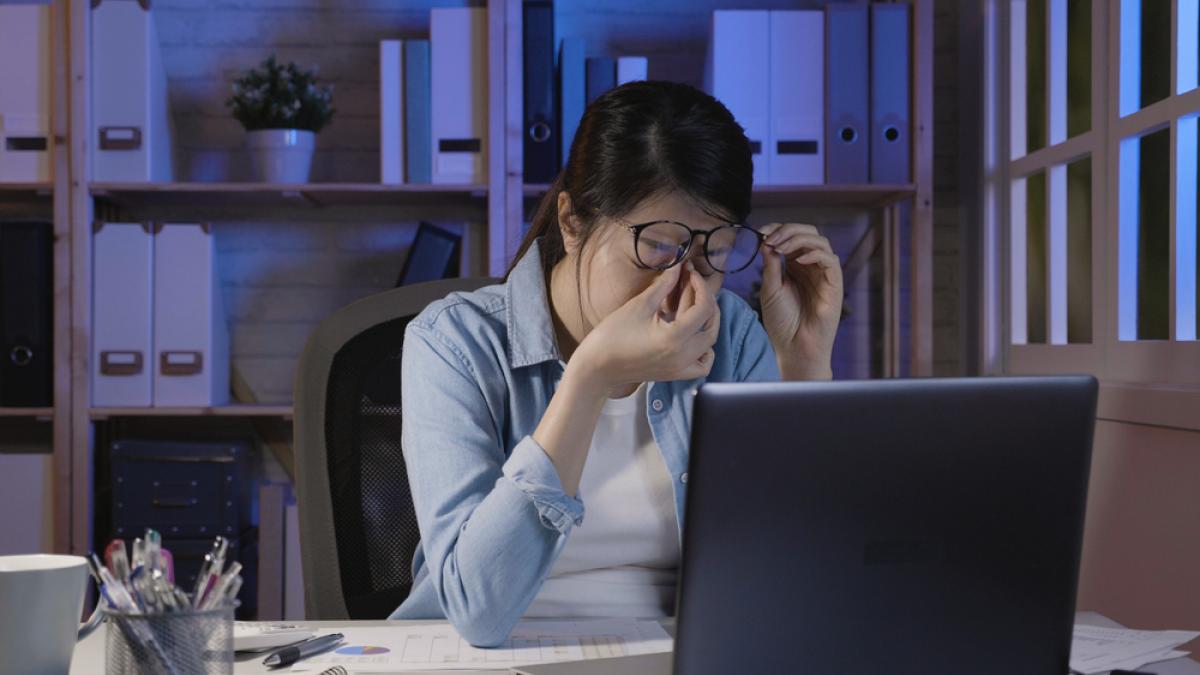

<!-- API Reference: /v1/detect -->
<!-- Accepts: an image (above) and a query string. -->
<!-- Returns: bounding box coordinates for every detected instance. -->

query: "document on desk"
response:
[1071,624,1198,674]
[290,619,673,672]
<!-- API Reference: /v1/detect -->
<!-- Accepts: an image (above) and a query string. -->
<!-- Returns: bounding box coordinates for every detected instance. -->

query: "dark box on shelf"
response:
[110,439,252,538]
[109,438,259,617]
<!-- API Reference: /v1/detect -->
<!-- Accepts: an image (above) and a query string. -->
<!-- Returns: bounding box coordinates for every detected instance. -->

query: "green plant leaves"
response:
[226,55,335,133]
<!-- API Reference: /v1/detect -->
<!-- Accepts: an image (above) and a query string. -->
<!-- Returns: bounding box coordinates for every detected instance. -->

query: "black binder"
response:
[0,222,53,407]
[586,56,616,106]
[523,0,558,182]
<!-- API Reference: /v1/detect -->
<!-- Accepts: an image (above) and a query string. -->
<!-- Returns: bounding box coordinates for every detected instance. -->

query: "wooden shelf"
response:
[0,407,54,419]
[0,182,53,205]
[522,183,915,209]
[90,404,293,420]
[89,182,488,209]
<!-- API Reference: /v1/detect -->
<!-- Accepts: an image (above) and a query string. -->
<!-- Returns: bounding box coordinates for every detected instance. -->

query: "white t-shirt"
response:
[524,383,681,618]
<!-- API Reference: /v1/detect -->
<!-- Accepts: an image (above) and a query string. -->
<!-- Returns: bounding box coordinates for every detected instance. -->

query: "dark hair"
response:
[508,80,753,278]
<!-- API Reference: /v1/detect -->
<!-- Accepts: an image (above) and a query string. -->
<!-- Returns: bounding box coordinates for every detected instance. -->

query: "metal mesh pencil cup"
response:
[104,604,235,675]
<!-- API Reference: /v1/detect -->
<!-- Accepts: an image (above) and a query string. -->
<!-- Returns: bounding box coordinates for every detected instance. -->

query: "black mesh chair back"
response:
[293,278,496,619]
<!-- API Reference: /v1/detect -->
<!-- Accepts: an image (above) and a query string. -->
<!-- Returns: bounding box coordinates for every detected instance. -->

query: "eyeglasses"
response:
[622,220,764,274]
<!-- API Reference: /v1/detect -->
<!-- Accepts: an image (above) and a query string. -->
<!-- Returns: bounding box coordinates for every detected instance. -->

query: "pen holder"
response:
[104,604,235,675]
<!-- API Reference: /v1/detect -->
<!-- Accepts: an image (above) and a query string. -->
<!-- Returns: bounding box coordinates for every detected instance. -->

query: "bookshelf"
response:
[31,0,935,562]
[90,182,489,210]
[523,183,919,210]
[0,182,53,195]
[89,405,293,420]
[0,407,55,419]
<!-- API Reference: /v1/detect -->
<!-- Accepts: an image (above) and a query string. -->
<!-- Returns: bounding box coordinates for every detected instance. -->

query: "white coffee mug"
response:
[0,554,103,674]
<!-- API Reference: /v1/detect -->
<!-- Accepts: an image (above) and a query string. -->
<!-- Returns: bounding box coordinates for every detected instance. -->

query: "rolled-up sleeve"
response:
[400,320,578,646]
[502,436,584,533]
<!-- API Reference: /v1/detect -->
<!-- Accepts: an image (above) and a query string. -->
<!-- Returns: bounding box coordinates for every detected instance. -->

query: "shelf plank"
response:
[521,183,915,209]
[0,407,54,419]
[0,182,52,192]
[89,182,488,209]
[90,404,293,419]
[0,182,53,206]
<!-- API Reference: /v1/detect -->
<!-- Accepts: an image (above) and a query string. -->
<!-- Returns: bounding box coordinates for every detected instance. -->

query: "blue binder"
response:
[405,40,432,184]
[827,4,869,184]
[870,3,911,184]
[523,0,557,182]
[559,37,585,168]
[586,57,615,106]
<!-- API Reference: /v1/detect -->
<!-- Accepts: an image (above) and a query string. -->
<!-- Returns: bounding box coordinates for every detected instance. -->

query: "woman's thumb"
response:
[639,264,682,309]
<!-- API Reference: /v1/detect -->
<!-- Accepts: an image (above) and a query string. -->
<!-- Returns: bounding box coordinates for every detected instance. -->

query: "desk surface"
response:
[70,612,1198,675]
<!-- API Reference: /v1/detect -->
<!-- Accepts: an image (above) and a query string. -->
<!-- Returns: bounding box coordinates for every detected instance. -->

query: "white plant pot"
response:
[246,129,316,183]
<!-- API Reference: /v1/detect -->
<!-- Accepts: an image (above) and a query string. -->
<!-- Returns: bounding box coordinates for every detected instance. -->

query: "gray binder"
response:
[870,3,911,183]
[826,4,869,184]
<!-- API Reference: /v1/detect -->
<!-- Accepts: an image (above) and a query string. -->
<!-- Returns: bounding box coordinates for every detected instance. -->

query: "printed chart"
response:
[291,619,673,672]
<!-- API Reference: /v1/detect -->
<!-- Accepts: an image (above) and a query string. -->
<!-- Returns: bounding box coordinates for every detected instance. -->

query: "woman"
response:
[389,80,843,646]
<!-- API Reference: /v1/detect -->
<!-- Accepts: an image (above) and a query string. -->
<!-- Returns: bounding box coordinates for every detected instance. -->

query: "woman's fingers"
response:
[679,262,698,313]
[791,250,843,285]
[771,232,834,257]
[762,222,818,244]
[676,270,717,334]
[640,260,684,316]
[676,348,716,381]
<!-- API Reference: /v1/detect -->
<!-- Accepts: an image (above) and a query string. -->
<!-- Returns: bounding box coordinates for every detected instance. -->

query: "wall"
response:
[1078,420,1200,634]
[151,0,958,393]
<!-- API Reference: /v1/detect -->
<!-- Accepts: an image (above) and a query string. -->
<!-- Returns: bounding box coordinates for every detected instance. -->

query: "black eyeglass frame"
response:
[622,220,765,274]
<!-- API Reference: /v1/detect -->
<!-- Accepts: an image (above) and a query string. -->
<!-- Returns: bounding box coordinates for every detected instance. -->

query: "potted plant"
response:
[227,56,334,183]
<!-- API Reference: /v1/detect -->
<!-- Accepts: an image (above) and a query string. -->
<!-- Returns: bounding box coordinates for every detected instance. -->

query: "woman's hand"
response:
[757,222,843,380]
[571,260,719,395]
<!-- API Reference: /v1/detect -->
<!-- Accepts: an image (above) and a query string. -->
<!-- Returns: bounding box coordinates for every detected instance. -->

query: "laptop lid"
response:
[674,376,1097,674]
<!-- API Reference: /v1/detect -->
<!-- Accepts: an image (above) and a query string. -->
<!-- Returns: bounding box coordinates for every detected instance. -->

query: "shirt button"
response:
[680,472,689,484]
[651,399,664,412]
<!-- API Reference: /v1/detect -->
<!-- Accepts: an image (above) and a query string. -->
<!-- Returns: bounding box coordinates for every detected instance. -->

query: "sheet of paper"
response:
[291,619,673,672]
[1071,624,1199,674]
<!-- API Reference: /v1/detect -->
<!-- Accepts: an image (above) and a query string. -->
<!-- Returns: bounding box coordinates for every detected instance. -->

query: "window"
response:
[986,0,1200,382]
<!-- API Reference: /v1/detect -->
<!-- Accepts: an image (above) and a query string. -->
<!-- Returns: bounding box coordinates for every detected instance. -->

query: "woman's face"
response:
[560,191,729,330]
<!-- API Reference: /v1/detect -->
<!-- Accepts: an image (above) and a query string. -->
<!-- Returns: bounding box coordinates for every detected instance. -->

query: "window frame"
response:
[983,0,1200,384]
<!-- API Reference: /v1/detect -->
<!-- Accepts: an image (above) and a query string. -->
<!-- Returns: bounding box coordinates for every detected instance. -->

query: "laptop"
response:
[513,376,1097,675]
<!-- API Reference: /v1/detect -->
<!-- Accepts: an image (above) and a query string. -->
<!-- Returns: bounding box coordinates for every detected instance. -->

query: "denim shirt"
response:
[389,239,780,645]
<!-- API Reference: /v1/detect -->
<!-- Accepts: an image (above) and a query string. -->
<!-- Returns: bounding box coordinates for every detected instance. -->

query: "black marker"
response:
[262,632,344,668]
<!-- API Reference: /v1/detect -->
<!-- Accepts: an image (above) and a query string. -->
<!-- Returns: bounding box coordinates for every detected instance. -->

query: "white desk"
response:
[70,613,1198,674]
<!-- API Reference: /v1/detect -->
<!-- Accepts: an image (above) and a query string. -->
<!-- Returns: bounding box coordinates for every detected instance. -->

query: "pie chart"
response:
[336,645,391,655]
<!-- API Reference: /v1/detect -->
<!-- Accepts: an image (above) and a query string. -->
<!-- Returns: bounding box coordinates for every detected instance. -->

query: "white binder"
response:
[0,3,52,183]
[430,8,488,184]
[769,10,824,185]
[153,223,229,407]
[617,56,649,84]
[92,0,175,182]
[92,222,154,407]
[707,11,770,186]
[380,39,405,185]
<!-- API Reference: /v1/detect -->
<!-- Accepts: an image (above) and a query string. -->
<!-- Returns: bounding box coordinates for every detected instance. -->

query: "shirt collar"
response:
[505,238,564,368]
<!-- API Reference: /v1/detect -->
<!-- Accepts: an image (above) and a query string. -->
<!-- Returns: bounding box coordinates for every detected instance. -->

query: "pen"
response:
[262,633,344,668]
[200,561,242,610]
[192,552,214,607]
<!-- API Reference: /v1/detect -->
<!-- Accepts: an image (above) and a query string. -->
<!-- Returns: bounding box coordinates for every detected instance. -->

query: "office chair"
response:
[293,277,497,619]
